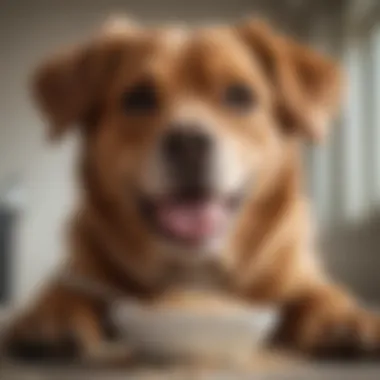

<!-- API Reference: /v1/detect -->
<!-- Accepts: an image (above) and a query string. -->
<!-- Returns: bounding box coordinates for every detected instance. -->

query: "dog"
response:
[4,15,380,362]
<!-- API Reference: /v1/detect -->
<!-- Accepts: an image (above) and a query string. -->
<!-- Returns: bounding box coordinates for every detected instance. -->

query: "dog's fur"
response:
[5,17,380,361]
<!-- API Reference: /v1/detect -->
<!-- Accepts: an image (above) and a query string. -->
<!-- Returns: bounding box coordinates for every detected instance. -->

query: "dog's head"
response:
[33,17,342,256]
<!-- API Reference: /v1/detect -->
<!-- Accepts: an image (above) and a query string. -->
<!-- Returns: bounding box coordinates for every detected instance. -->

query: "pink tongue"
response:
[157,201,226,241]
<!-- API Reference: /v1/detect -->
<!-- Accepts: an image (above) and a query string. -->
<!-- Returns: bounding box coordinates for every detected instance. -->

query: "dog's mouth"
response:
[139,192,242,246]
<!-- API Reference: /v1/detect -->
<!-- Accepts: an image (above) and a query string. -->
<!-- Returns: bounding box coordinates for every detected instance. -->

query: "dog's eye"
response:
[224,83,255,111]
[122,81,159,113]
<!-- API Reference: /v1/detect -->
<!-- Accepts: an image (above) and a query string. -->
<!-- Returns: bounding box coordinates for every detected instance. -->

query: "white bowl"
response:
[111,292,279,365]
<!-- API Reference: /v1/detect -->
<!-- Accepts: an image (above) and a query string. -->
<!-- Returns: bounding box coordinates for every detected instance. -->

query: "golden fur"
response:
[5,17,380,361]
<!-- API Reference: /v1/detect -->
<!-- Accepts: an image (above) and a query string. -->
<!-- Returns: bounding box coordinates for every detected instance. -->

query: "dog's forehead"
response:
[156,26,244,54]
[157,26,190,52]
[143,25,257,74]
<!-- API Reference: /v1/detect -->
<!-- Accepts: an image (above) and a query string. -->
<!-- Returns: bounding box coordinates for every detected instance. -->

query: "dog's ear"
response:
[32,17,139,141]
[237,19,343,143]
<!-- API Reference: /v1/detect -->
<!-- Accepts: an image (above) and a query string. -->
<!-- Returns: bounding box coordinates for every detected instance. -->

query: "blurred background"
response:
[0,0,380,307]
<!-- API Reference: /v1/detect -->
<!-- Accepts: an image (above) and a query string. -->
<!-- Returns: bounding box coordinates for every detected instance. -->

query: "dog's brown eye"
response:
[122,81,159,113]
[224,83,255,111]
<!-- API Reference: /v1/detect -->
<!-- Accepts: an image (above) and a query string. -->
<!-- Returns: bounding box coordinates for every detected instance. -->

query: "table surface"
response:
[2,361,380,380]
[2,310,380,379]
[2,345,380,380]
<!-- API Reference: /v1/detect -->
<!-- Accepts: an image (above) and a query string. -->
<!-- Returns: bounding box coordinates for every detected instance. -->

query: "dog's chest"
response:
[163,259,230,294]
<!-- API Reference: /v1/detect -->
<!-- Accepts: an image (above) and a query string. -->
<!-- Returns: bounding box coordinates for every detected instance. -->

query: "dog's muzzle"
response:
[161,125,213,198]
[139,124,245,247]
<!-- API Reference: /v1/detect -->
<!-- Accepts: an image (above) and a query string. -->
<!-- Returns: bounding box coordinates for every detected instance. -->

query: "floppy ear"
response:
[237,19,343,143]
[32,17,139,141]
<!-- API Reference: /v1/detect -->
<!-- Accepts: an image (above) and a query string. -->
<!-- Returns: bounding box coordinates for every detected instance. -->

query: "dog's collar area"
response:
[56,269,171,304]
[56,272,129,304]
[56,257,233,305]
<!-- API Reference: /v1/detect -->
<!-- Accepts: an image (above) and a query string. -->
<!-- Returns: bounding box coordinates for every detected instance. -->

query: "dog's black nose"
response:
[162,127,213,194]
[163,128,212,162]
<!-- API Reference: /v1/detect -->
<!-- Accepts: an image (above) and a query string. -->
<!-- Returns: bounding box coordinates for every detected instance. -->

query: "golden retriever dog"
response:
[4,16,380,362]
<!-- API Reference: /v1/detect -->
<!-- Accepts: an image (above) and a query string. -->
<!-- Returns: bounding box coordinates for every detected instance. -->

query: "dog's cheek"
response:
[239,119,284,192]
[87,127,127,200]
[138,145,171,198]
[213,111,277,194]
[212,135,256,195]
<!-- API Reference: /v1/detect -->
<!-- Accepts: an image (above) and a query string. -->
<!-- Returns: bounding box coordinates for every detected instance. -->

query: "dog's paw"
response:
[1,289,117,363]
[275,295,380,360]
[3,314,80,362]
[297,310,380,360]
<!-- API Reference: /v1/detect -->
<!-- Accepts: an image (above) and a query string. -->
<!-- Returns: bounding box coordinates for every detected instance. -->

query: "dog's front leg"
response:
[2,279,120,362]
[273,282,380,359]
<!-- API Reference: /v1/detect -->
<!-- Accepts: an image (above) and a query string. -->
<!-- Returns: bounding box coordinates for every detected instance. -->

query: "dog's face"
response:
[33,18,342,256]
